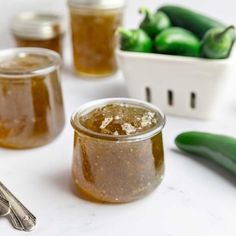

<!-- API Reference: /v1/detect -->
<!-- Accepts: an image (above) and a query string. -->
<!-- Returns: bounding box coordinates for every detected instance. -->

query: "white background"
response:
[0,0,236,236]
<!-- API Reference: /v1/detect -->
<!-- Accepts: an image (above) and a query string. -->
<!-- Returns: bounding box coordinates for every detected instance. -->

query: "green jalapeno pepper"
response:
[154,27,200,57]
[118,28,153,53]
[139,8,171,39]
[201,25,235,59]
[158,5,225,39]
[175,131,236,175]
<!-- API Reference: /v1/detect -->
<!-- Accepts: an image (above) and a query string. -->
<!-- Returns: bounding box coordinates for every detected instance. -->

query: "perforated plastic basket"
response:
[117,48,236,119]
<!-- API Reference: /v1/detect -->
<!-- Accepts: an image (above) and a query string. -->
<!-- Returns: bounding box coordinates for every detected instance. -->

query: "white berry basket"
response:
[117,47,236,119]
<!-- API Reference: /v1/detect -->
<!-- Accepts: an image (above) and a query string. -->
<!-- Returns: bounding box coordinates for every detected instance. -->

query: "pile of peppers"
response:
[118,5,236,175]
[118,5,236,59]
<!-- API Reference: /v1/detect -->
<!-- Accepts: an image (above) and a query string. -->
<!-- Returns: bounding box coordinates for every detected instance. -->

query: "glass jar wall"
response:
[71,98,165,203]
[0,48,65,149]
[68,0,124,77]
[11,12,64,56]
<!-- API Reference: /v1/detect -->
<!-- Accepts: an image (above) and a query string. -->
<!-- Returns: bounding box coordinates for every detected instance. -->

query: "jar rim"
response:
[11,12,64,40]
[67,0,126,10]
[71,98,166,142]
[0,47,61,78]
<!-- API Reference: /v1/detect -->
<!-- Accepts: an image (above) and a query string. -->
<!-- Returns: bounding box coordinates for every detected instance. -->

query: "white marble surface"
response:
[0,0,236,235]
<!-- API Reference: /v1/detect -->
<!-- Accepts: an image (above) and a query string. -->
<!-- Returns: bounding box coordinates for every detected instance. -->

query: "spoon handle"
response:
[0,196,10,216]
[7,208,25,231]
[0,182,36,232]
[0,191,24,230]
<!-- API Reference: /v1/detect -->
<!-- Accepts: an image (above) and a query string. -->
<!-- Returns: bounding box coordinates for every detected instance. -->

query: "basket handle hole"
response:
[167,90,174,106]
[190,92,196,109]
[145,87,151,102]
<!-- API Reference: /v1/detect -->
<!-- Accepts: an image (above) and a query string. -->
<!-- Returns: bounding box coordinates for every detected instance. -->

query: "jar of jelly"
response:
[0,48,65,149]
[71,98,165,203]
[11,12,64,56]
[68,0,125,78]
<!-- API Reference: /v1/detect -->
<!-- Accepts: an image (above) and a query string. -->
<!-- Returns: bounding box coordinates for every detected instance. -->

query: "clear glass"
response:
[14,35,64,57]
[69,7,123,78]
[0,48,65,149]
[71,98,165,203]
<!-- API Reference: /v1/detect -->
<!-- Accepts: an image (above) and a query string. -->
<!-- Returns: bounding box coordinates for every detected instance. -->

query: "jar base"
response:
[73,69,117,79]
[0,123,65,150]
[72,180,139,204]
[72,173,164,204]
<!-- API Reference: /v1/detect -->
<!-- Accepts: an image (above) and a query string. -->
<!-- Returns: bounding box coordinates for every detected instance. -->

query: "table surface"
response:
[0,0,236,235]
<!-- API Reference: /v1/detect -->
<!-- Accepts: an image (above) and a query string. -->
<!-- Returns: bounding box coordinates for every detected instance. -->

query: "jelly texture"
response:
[0,53,65,148]
[70,8,122,77]
[72,103,164,203]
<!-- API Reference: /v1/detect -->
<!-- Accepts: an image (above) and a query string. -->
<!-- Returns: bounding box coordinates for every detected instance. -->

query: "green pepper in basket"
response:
[154,27,200,57]
[139,7,171,39]
[158,5,225,39]
[175,131,236,175]
[201,25,235,59]
[118,28,152,53]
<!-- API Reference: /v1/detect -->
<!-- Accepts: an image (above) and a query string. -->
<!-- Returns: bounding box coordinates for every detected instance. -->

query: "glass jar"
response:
[11,12,64,56]
[71,98,165,203]
[0,48,65,149]
[68,0,125,78]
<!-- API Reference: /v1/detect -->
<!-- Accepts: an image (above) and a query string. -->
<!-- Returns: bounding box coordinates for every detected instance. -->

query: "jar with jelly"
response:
[68,0,125,77]
[11,12,64,56]
[71,98,165,203]
[0,48,65,149]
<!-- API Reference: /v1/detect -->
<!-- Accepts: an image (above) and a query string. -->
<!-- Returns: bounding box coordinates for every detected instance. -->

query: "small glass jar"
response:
[0,48,65,149]
[68,0,125,78]
[11,12,64,56]
[71,98,165,203]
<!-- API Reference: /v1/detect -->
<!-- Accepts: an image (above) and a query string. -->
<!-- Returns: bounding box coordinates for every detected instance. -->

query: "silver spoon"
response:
[0,196,10,216]
[0,182,36,231]
[0,190,24,231]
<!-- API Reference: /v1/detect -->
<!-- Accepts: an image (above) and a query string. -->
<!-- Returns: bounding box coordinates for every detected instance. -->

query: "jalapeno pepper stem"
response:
[117,27,133,39]
[215,25,235,40]
[139,7,152,20]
